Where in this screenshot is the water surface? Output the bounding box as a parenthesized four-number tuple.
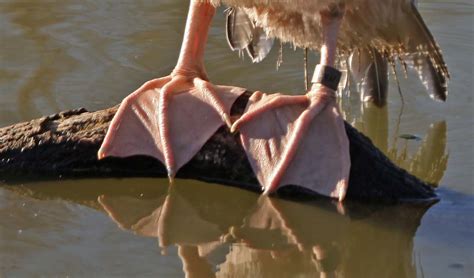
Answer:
(0, 0, 473, 277)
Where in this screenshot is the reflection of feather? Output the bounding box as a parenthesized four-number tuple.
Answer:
(349, 48, 388, 107)
(226, 7, 273, 63)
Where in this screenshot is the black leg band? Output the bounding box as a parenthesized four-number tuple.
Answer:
(311, 64, 342, 91)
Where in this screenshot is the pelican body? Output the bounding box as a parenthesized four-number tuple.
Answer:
(220, 0, 448, 103)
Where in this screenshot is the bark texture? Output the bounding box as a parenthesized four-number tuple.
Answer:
(0, 92, 436, 202)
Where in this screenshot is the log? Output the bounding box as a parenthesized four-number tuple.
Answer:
(0, 92, 436, 202)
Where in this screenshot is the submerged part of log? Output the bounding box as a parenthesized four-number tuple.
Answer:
(0, 92, 436, 202)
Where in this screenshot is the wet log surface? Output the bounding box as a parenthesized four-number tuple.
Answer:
(0, 92, 436, 202)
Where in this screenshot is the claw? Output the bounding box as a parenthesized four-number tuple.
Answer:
(336, 179, 347, 202)
(167, 168, 176, 185)
(230, 123, 239, 134)
(223, 113, 232, 129)
(97, 151, 106, 160)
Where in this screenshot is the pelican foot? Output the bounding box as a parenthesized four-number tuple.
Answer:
(98, 76, 245, 180)
(232, 86, 350, 201)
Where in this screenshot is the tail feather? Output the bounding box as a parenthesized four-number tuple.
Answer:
(245, 26, 274, 63)
(403, 53, 448, 101)
(409, 2, 449, 78)
(349, 47, 388, 107)
(226, 7, 253, 51)
(403, 3, 449, 101)
(226, 7, 273, 63)
(223, 2, 449, 102)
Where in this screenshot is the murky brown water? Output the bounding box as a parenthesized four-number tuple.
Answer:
(1, 0, 473, 277)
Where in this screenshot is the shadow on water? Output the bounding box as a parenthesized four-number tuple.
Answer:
(6, 178, 436, 278)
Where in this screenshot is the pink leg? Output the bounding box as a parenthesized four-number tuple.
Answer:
(236, 8, 350, 201)
(98, 1, 245, 180)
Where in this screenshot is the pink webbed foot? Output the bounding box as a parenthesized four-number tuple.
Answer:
(232, 86, 350, 201)
(98, 74, 245, 179)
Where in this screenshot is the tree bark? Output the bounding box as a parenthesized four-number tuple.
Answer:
(0, 92, 436, 202)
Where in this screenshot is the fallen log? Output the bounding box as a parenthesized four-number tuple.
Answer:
(0, 92, 436, 202)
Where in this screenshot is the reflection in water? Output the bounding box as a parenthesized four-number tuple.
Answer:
(97, 182, 434, 278)
(345, 101, 448, 185)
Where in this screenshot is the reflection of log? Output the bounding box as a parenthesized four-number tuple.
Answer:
(0, 92, 436, 202)
(96, 182, 434, 278)
(6, 178, 434, 278)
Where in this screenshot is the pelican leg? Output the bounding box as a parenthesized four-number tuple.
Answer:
(234, 8, 350, 201)
(98, 1, 245, 180)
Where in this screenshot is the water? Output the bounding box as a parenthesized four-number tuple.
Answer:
(0, 0, 473, 277)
